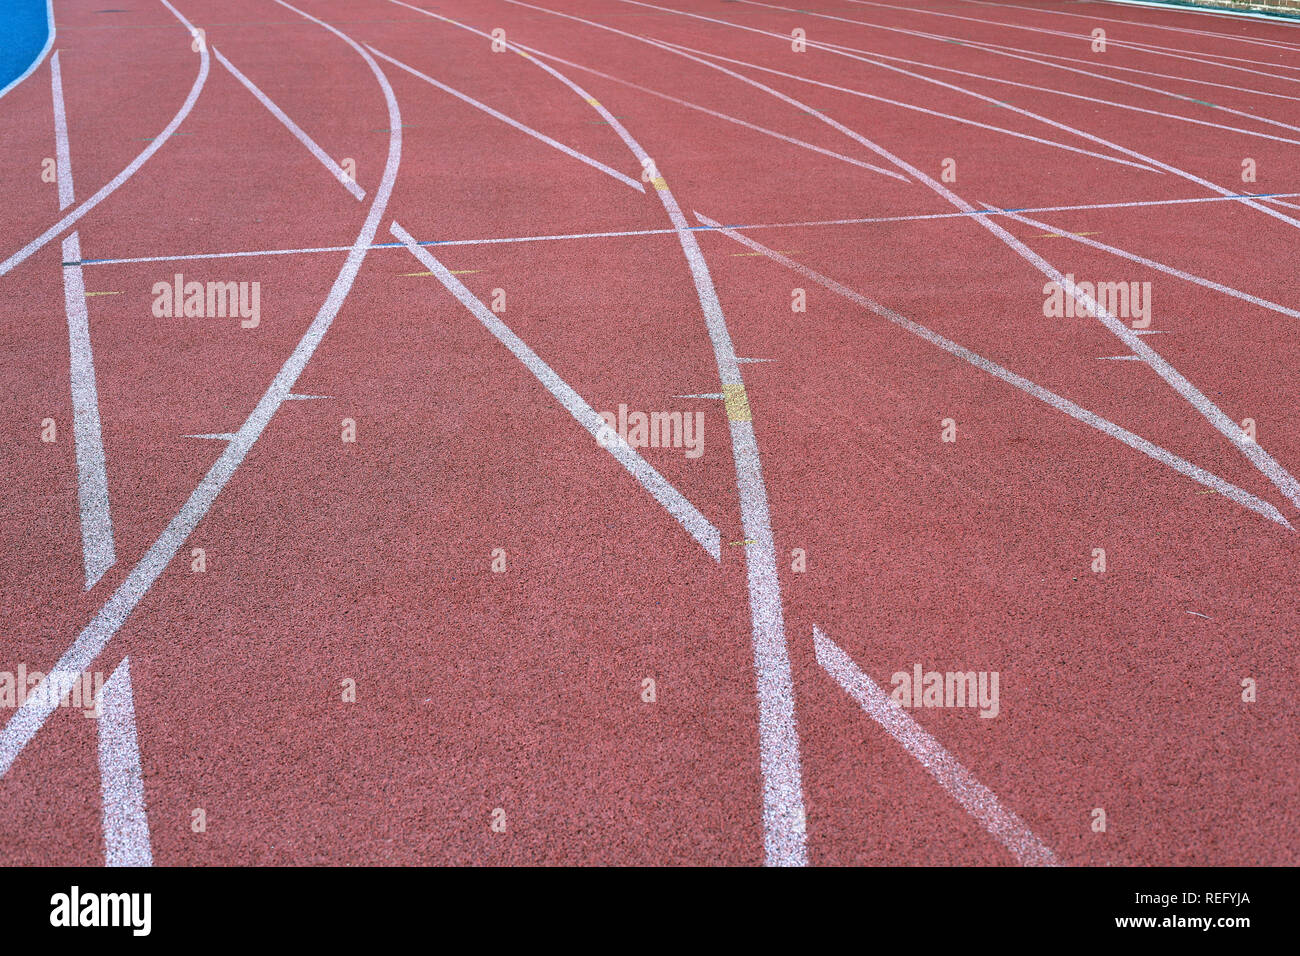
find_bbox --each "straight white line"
[507,0,1152,173]
[51,51,75,211]
[0,0,403,780]
[613,3,1300,512]
[60,233,116,590]
[593,5,1300,504]
[1093,0,1300,28]
[52,51,115,591]
[499,42,909,182]
[943,26,1300,104]
[999,208,1300,321]
[0,0,210,280]
[813,626,1059,867]
[59,190,1300,267]
[213,46,366,200]
[393,0,809,866]
[847,0,1300,80]
[964,0,1300,53]
[98,657,152,867]
[0,0,54,102]
[739,0,1300,144]
[367,45,643,192]
[649,36,1159,169]
[621,0,1300,233]
[390,221,720,559]
[697,213,1289,528]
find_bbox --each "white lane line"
[696,213,1289,529]
[98,657,152,867]
[963,0,1300,54]
[943,26,1300,105]
[648,36,1158,169]
[182,432,236,440]
[389,221,720,560]
[621,0,1300,233]
[517,2,1154,174]
[506,2,1150,173]
[1001,208,1300,321]
[52,51,116,591]
[392,0,809,867]
[739,0,1300,144]
[596,6,1300,506]
[974,204,1300,511]
[0,0,54,102]
[813,626,1059,867]
[0,0,210,280]
[213,46,366,201]
[51,51,75,211]
[367,45,643,192]
[499,41,909,182]
[0,0,403,779]
[1093,0,1300,29]
[848,0,1300,81]
[58,190,1300,268]
[60,233,116,590]
[545,4,1148,176]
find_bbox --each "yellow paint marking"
[729,539,756,546]
[401,270,482,276]
[84,291,122,297]
[585,97,601,107]
[651,176,668,191]
[723,384,752,422]
[1030,231,1102,239]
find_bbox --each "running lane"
[0,0,1296,866]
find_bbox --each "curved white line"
[739,0,1300,142]
[618,0,1300,233]
[0,0,54,102]
[848,0,1300,80]
[388,0,810,867]
[0,0,403,780]
[0,0,209,280]
[517,1,1300,516]
[963,0,1300,53]
[1092,0,1300,29]
[659,36,1164,169]
[367,45,645,191]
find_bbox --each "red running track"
[0,0,1298,866]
